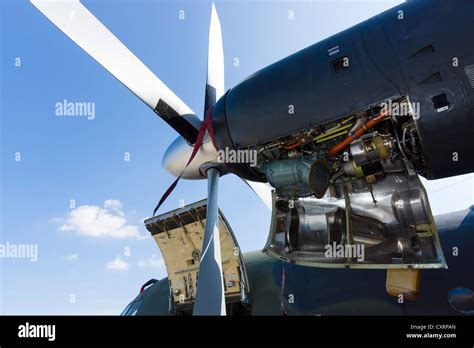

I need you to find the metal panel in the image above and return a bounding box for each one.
[144,200,250,311]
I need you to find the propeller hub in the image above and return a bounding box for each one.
[162,135,219,179]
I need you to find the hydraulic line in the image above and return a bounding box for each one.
[328,111,389,156]
[283,117,355,150]
[314,122,353,141]
[315,129,350,143]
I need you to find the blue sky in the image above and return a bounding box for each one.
[1,0,472,315]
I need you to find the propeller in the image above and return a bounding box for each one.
[244,181,273,211]
[204,3,225,114]
[30,0,201,143]
[193,3,226,316]
[31,0,270,316]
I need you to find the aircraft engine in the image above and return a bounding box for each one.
[216,96,448,268]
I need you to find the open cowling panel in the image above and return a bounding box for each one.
[144,200,251,315]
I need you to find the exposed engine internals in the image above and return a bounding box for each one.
[248,98,445,268]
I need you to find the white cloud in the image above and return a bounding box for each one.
[58,200,142,239]
[106,257,129,272]
[64,253,79,261]
[103,199,124,216]
[137,254,165,271]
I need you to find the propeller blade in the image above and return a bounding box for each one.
[193,5,226,314]
[204,2,224,114]
[244,180,273,211]
[193,167,226,315]
[31,0,200,143]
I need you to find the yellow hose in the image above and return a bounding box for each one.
[315,129,350,143]
[314,123,352,142]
